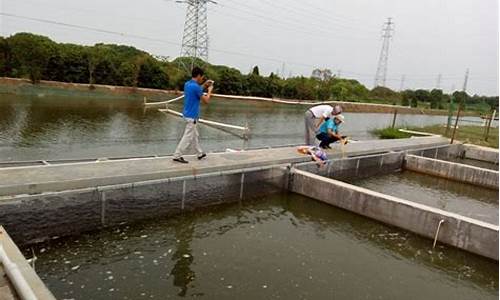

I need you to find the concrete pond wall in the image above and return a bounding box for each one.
[289,168,499,260]
[404,154,499,190]
[0,145,497,261]
[407,143,499,166]
[0,166,288,246]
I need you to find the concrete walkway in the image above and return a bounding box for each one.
[0,136,448,196]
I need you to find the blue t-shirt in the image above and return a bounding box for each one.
[183,79,204,119]
[319,118,339,134]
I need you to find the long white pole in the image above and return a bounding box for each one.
[159,108,248,131]
[0,245,38,300]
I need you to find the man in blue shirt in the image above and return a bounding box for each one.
[315,114,345,149]
[173,67,213,163]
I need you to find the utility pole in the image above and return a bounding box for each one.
[281,62,286,79]
[436,73,442,89]
[178,0,216,70]
[399,74,405,91]
[374,17,394,87]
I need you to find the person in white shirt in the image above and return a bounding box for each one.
[304,104,342,145]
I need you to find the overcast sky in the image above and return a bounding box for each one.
[0,0,498,95]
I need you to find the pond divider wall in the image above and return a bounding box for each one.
[460,145,499,164]
[404,154,499,189]
[1,145,497,260]
[407,143,499,166]
[289,168,499,260]
[0,165,288,246]
[293,151,405,181]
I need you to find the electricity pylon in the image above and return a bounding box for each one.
[374,17,394,88]
[177,0,216,70]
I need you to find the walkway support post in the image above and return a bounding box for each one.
[391,109,398,128]
[450,103,462,144]
[445,95,454,136]
[484,109,496,142]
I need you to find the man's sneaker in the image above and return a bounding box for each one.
[197,153,207,160]
[173,157,188,164]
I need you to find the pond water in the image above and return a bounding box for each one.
[27,193,498,300]
[0,95,487,161]
[350,170,499,224]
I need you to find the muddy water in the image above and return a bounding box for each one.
[27,193,497,300]
[350,170,499,224]
[0,94,483,161]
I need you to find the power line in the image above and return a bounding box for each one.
[285,0,374,29]
[254,0,378,35]
[216,1,374,41]
[1,12,496,92]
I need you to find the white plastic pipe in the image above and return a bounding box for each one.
[159,108,248,131]
[144,94,184,106]
[0,245,38,300]
[212,93,338,105]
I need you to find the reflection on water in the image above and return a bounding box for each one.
[0,94,487,161]
[350,170,499,224]
[27,193,498,300]
[171,221,195,297]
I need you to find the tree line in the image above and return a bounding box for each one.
[0,33,497,112]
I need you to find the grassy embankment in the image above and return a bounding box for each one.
[374,125,499,148]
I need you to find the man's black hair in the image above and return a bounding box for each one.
[191,67,204,78]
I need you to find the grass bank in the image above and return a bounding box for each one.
[373,125,498,148]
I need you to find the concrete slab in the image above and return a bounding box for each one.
[0,137,448,196]
[462,144,499,164]
[289,168,499,260]
[404,154,499,190]
[0,165,288,246]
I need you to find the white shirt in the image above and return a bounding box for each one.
[309,105,333,118]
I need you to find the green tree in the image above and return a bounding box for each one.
[401,92,410,106]
[216,67,245,95]
[137,57,169,89]
[251,65,260,76]
[369,86,400,103]
[452,91,469,108]
[429,89,443,109]
[0,37,11,76]
[414,89,431,106]
[401,90,417,107]
[8,33,55,83]
[265,72,283,97]
[246,73,267,97]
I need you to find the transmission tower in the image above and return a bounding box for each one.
[178,0,216,68]
[462,68,469,92]
[436,73,442,89]
[374,17,394,87]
